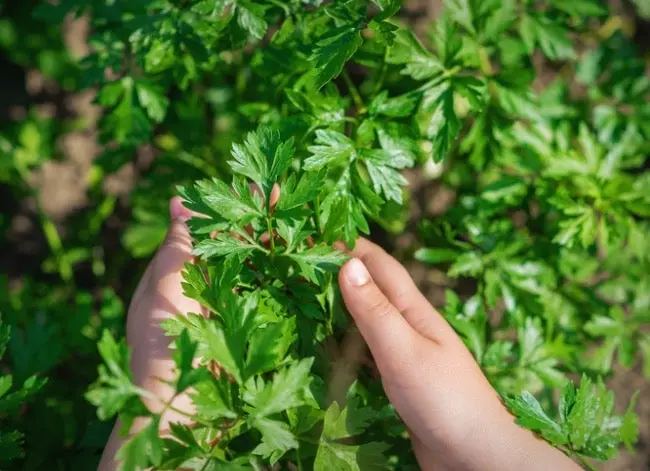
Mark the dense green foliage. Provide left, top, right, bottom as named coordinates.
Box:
left=1, top=0, right=649, bottom=469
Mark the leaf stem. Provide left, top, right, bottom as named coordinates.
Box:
left=267, top=0, right=290, bottom=15
left=313, top=196, right=322, bottom=234
left=267, top=216, right=276, bottom=253
left=373, top=47, right=389, bottom=96
left=342, top=70, right=366, bottom=113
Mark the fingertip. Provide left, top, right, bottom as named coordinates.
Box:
left=341, top=258, right=371, bottom=287
left=270, top=183, right=280, bottom=208
left=169, top=196, right=192, bottom=222
left=333, top=240, right=351, bottom=254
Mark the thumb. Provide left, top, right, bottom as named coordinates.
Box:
left=150, top=197, right=195, bottom=294
left=339, top=257, right=419, bottom=377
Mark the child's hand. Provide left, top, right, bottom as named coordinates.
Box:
left=100, top=197, right=198, bottom=470
left=102, top=198, right=580, bottom=471
left=339, top=239, right=580, bottom=471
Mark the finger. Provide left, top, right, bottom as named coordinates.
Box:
left=352, top=238, right=456, bottom=343
left=249, top=183, right=280, bottom=208
left=339, top=257, right=420, bottom=378
left=148, top=197, right=201, bottom=315
left=269, top=183, right=280, bottom=208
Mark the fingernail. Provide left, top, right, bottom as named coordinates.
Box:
left=170, top=197, right=191, bottom=222
left=345, top=258, right=371, bottom=287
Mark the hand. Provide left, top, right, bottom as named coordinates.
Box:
left=99, top=197, right=198, bottom=470
left=338, top=239, right=581, bottom=471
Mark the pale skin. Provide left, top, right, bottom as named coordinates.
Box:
left=99, top=196, right=581, bottom=471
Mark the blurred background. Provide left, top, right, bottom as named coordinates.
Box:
left=1, top=0, right=649, bottom=470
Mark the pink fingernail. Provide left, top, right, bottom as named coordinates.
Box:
left=345, top=258, right=371, bottom=287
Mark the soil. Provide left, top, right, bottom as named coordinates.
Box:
left=1, top=3, right=648, bottom=470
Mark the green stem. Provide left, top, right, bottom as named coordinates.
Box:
left=373, top=47, right=389, bottom=96
left=342, top=70, right=366, bottom=113
left=297, top=445, right=304, bottom=471
left=267, top=216, right=276, bottom=253
left=313, top=196, right=322, bottom=234
left=267, top=0, right=290, bottom=14
left=478, top=47, right=494, bottom=76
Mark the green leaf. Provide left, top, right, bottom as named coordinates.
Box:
left=360, top=149, right=410, bottom=204
left=193, top=233, right=260, bottom=260
left=369, top=20, right=399, bottom=45
left=0, top=321, right=10, bottom=360
left=230, top=127, right=295, bottom=199
left=372, top=0, right=401, bottom=20
left=305, top=129, right=356, bottom=170
left=368, top=91, right=419, bottom=118
left=287, top=245, right=349, bottom=284
left=100, top=78, right=151, bottom=144
left=376, top=122, right=419, bottom=167
left=445, top=0, right=475, bottom=34
left=251, top=417, right=299, bottom=459
left=277, top=169, right=326, bottom=212
left=243, top=358, right=314, bottom=417
left=519, top=15, right=574, bottom=61
left=86, top=331, right=145, bottom=421
left=314, top=441, right=389, bottom=471
left=192, top=376, right=238, bottom=421
left=236, top=3, right=268, bottom=40
left=309, top=25, right=363, bottom=89
left=314, top=402, right=388, bottom=471
left=0, top=376, right=12, bottom=399
left=548, top=0, right=606, bottom=16
left=172, top=330, right=206, bottom=391
left=448, top=251, right=483, bottom=277
left=415, top=247, right=460, bottom=264
left=244, top=319, right=295, bottom=379
left=0, top=430, right=24, bottom=461
left=116, top=418, right=162, bottom=471
left=506, top=391, right=566, bottom=445
left=135, top=80, right=169, bottom=123
left=387, top=29, right=443, bottom=80
left=423, top=82, right=460, bottom=162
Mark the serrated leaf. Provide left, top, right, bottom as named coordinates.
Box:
left=361, top=149, right=409, bottom=204
left=236, top=3, right=268, bottom=40
left=287, top=245, right=349, bottom=283
left=309, top=25, right=363, bottom=89
left=277, top=169, right=325, bottom=212
left=369, top=91, right=419, bottom=118
left=423, top=82, right=460, bottom=162
left=116, top=418, right=162, bottom=471
left=135, top=80, right=169, bottom=123
left=314, top=401, right=388, bottom=471
left=191, top=377, right=238, bottom=420
left=387, top=29, right=443, bottom=80
left=251, top=417, right=299, bottom=459
left=506, top=392, right=566, bottom=445
left=244, top=319, right=295, bottom=379
left=548, top=0, right=606, bottom=16
left=519, top=15, right=574, bottom=61
left=230, top=127, right=295, bottom=199
left=305, top=129, right=356, bottom=170
left=243, top=358, right=314, bottom=417
left=193, top=234, right=260, bottom=260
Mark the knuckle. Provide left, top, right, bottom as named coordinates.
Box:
left=358, top=244, right=386, bottom=267
left=365, top=294, right=395, bottom=319
left=391, top=286, right=411, bottom=312
left=162, top=228, right=191, bottom=252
